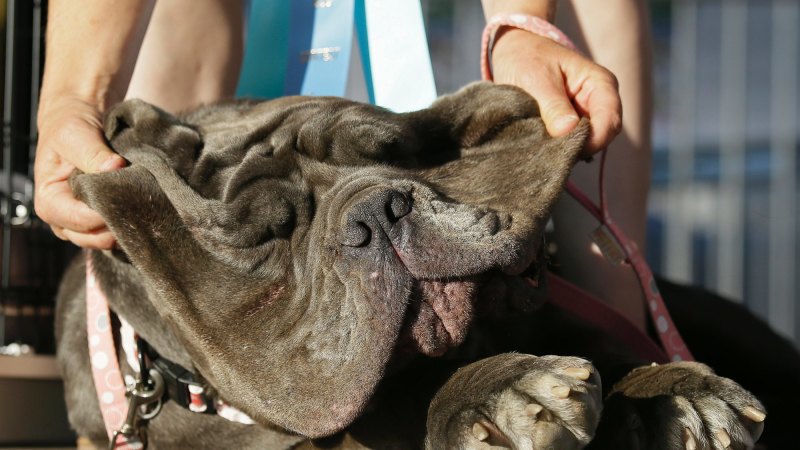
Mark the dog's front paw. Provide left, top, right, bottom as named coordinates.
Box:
left=592, top=361, right=766, bottom=450
left=426, top=353, right=602, bottom=449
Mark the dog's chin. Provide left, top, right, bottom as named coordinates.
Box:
left=395, top=263, right=544, bottom=357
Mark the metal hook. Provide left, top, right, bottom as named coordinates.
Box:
left=107, top=368, right=165, bottom=450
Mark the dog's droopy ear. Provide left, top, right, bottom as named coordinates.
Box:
left=408, top=82, right=589, bottom=273
left=104, top=99, right=202, bottom=175
left=87, top=99, right=308, bottom=279
left=407, top=81, right=549, bottom=149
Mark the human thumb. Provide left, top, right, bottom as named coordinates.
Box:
left=532, top=78, right=580, bottom=138
left=64, top=122, right=126, bottom=174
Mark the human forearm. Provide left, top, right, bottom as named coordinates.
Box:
left=126, top=0, right=245, bottom=112
left=39, top=0, right=155, bottom=112
left=34, top=1, right=155, bottom=249
left=480, top=0, right=556, bottom=22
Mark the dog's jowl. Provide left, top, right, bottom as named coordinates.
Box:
left=55, top=83, right=766, bottom=449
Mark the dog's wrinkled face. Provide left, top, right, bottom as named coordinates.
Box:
left=72, top=83, right=587, bottom=437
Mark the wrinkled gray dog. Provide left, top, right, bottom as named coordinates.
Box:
left=56, top=83, right=766, bottom=449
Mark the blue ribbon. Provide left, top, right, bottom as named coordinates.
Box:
left=236, top=0, right=436, bottom=112
left=286, top=0, right=355, bottom=97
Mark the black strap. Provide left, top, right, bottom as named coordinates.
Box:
left=139, top=339, right=217, bottom=415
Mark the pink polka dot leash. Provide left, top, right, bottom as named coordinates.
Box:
left=86, top=255, right=146, bottom=449
left=482, top=13, right=694, bottom=363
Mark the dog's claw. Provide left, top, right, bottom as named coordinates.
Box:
left=716, top=429, right=731, bottom=448
left=743, top=406, right=766, bottom=422
left=472, top=422, right=489, bottom=441
left=564, top=367, right=591, bottom=380
left=525, top=403, right=543, bottom=417
left=551, top=385, right=571, bottom=398
left=683, top=428, right=697, bottom=450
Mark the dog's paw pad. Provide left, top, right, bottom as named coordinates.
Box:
left=510, top=357, right=602, bottom=444
left=597, top=361, right=766, bottom=450
left=428, top=354, right=602, bottom=449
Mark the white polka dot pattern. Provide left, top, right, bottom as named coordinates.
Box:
left=656, top=316, right=669, bottom=333
left=86, top=254, right=139, bottom=449
left=91, top=351, right=109, bottom=370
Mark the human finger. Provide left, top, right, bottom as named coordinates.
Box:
left=491, top=31, right=581, bottom=138
left=571, top=70, right=623, bottom=154
left=529, top=73, right=581, bottom=138
left=50, top=116, right=126, bottom=174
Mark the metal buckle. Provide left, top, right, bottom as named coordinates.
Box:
left=108, top=368, right=165, bottom=450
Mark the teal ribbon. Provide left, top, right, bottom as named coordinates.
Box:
left=236, top=0, right=436, bottom=112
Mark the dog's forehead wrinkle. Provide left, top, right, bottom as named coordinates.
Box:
left=291, top=101, right=421, bottom=165
left=218, top=158, right=296, bottom=204
left=186, top=98, right=328, bottom=178
left=189, top=95, right=326, bottom=131
left=118, top=116, right=318, bottom=278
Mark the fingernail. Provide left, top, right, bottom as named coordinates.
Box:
left=553, top=115, right=579, bottom=133
left=99, top=156, right=125, bottom=172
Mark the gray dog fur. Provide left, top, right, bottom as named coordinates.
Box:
left=55, top=83, right=765, bottom=449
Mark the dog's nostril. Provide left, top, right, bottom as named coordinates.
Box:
left=387, top=193, right=411, bottom=221
left=342, top=221, right=371, bottom=247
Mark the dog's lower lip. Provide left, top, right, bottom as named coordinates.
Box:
left=399, top=277, right=478, bottom=357
left=395, top=257, right=545, bottom=356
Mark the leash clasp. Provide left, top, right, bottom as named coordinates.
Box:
left=108, top=368, right=165, bottom=450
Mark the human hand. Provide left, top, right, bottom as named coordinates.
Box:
left=34, top=96, right=126, bottom=248
left=490, top=29, right=622, bottom=156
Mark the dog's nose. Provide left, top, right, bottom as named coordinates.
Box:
left=341, top=189, right=411, bottom=247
